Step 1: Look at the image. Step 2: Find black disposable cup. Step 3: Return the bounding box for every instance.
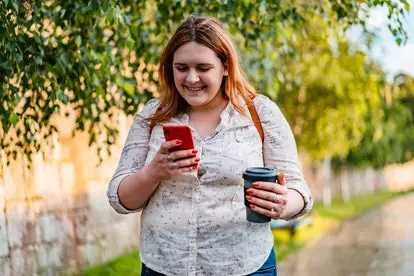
[243,167,277,223]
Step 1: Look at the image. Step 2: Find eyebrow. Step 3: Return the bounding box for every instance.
[173,63,214,66]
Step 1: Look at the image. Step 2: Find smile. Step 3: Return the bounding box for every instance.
[185,85,206,91]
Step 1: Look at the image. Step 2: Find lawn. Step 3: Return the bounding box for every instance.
[81,190,409,275]
[81,251,142,276]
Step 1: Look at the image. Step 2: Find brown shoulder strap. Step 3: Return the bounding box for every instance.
[245,96,264,142]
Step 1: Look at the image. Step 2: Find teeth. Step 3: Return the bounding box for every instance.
[186,86,204,91]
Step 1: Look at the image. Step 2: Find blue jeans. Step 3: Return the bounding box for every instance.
[141,249,277,276]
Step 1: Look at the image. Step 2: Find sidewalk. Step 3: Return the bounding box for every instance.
[278,193,414,276]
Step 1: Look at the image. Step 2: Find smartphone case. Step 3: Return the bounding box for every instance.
[163,125,195,152]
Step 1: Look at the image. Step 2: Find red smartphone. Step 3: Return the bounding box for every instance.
[163,125,195,152]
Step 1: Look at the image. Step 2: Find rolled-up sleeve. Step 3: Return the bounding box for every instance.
[107,99,160,214]
[256,95,313,218]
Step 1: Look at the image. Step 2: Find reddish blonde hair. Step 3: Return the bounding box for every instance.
[148,15,257,126]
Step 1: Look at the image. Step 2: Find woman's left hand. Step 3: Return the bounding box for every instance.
[245,181,288,220]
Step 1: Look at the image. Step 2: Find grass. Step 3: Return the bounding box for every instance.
[312,190,405,220]
[81,252,142,276]
[81,189,410,275]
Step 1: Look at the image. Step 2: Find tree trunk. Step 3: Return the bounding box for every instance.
[322,156,332,207]
[341,168,351,202]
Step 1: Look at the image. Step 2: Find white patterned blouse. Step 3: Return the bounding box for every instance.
[107,94,313,276]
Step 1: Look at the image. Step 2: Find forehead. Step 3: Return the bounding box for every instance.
[173,41,221,64]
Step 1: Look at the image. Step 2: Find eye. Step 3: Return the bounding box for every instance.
[175,67,187,72]
[198,67,211,72]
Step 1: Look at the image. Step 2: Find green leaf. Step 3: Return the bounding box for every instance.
[15,53,23,62]
[114,6,123,23]
[9,113,18,126]
[104,7,114,23]
[75,36,82,47]
[12,1,19,13]
[125,37,135,49]
[123,82,135,96]
[35,56,43,65]
[6,42,14,51]
[58,55,69,70]
[102,0,109,12]
[1,61,12,71]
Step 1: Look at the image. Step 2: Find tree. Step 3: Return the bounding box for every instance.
[273,16,384,160]
[333,74,414,169]
[1,0,411,163]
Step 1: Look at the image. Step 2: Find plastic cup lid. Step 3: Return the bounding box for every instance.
[242,167,276,181]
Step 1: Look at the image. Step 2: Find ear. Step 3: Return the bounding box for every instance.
[223,62,229,76]
[223,70,228,76]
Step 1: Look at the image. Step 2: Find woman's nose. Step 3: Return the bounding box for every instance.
[186,70,200,83]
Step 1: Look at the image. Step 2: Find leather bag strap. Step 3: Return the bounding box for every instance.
[245,96,264,142]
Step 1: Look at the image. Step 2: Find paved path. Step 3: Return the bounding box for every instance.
[278,193,414,276]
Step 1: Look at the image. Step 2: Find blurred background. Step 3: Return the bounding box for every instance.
[1,0,413,275]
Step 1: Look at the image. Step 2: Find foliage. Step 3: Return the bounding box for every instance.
[0,0,411,163]
[272,15,384,159]
[333,74,414,169]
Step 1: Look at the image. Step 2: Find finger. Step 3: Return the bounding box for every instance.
[251,182,287,195]
[246,192,287,207]
[174,157,200,169]
[246,194,276,211]
[178,165,198,174]
[249,203,283,219]
[159,140,183,154]
[169,148,198,161]
[247,188,287,204]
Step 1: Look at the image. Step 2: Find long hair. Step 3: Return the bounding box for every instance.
[148,15,257,126]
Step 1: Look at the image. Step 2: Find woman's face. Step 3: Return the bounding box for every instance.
[172,41,228,110]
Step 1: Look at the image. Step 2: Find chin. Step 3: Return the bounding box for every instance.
[182,96,207,107]
[185,100,207,107]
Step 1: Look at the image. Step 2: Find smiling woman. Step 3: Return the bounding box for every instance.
[172,41,228,110]
[107,15,312,276]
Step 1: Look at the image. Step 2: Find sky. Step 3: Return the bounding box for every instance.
[347,4,414,81]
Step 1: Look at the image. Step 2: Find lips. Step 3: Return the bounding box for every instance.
[184,85,207,91]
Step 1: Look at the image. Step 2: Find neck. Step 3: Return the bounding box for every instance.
[188,93,228,115]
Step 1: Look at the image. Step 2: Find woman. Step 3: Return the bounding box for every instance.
[107,15,313,276]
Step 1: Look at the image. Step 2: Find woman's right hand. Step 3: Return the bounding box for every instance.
[145,139,200,183]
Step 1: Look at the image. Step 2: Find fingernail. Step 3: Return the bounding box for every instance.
[176,140,182,144]
[252,182,259,188]
[192,165,198,169]
[192,149,198,154]
[246,195,253,201]
[278,172,285,184]
[249,204,255,209]
[194,158,200,162]
[246,189,254,194]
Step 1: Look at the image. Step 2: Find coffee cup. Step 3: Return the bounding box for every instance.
[243,167,277,223]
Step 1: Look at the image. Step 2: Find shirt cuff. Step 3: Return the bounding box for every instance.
[107,173,142,214]
[286,182,313,219]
